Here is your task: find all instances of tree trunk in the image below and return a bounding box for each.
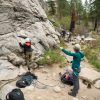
[94,18,98,31]
[69,1,77,33]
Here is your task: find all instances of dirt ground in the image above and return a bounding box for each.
[20,64,100,100]
[1,43,100,100]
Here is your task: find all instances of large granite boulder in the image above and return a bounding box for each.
[0,60,26,81]
[80,67,100,84]
[0,0,60,82]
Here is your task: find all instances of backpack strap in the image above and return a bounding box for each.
[6,93,10,100]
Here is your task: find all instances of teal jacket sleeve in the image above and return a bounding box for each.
[62,49,77,57]
[79,51,85,60]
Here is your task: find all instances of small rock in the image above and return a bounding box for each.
[42,69,49,73]
[53,86,61,93]
[29,63,38,69]
[94,80,100,89]
[36,96,42,100]
[72,97,79,100]
[39,66,44,68]
[81,96,88,100]
[25,86,34,91]
[71,42,76,45]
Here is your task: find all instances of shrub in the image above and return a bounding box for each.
[48,15,70,29]
[36,49,66,66]
[59,37,67,48]
[84,47,100,71]
[91,60,100,70]
[59,16,70,29]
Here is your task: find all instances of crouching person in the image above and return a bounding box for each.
[60,44,84,97]
[19,38,33,70]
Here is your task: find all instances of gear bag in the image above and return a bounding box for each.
[61,70,73,86]
[16,72,37,88]
[6,89,25,100]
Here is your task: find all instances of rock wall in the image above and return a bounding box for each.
[0,0,60,81]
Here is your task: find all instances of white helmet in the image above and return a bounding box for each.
[25,38,31,42]
[74,44,81,51]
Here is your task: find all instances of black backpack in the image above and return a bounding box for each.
[16,72,37,88]
[61,71,73,86]
[6,89,25,100]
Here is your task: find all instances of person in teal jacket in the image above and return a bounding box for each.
[60,44,84,97]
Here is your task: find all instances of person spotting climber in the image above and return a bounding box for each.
[19,38,33,71]
[60,44,84,97]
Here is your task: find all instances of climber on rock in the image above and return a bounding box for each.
[60,44,84,97]
[19,37,33,71]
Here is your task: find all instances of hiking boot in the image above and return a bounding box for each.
[68,92,76,97]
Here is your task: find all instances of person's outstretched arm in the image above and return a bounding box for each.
[60,47,77,57]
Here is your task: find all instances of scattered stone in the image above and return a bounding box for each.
[42,69,49,74]
[72,97,79,100]
[25,86,35,91]
[94,80,100,89]
[71,42,76,45]
[39,66,45,68]
[53,86,61,93]
[30,63,38,69]
[81,96,88,100]
[36,96,42,100]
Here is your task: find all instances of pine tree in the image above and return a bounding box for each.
[77,0,84,25]
[69,0,77,33]
[56,0,70,19]
[47,0,56,16]
[89,0,100,31]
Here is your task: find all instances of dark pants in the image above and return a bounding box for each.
[25,52,32,70]
[72,74,79,96]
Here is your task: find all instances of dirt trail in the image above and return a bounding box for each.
[22,64,100,100]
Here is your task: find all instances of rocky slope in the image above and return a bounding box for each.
[0,0,60,81]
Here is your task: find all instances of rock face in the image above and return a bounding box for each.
[0,0,60,81]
